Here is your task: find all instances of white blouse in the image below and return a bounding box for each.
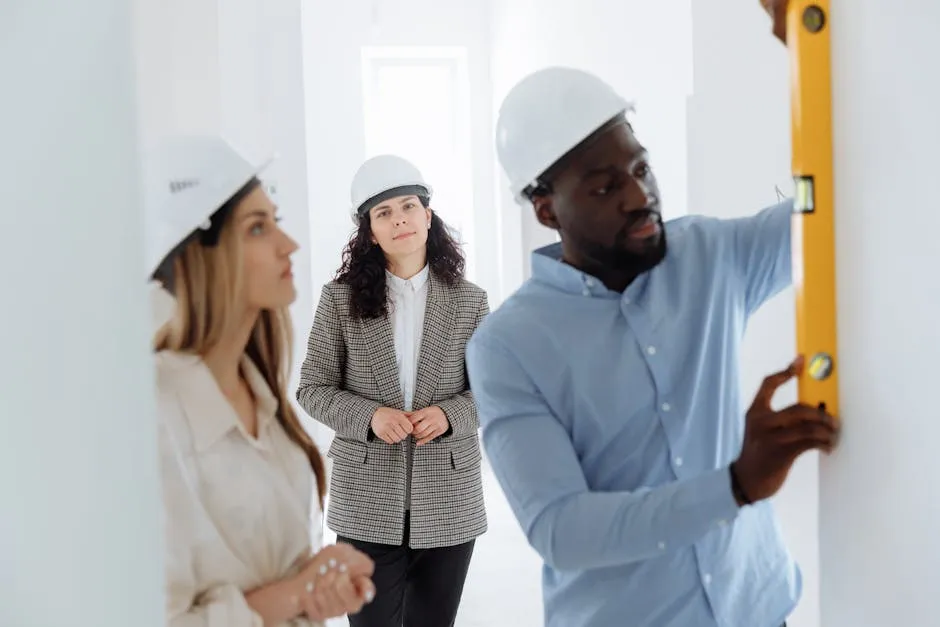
[385,264,429,413]
[385,265,429,509]
[155,350,324,627]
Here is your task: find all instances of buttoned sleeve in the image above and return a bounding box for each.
[436,291,489,437]
[722,199,794,315]
[466,332,741,572]
[296,283,382,442]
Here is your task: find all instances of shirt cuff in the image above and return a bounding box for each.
[684,466,741,526]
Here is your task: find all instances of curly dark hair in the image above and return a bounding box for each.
[335,212,466,319]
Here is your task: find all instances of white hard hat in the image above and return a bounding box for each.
[495,66,632,202]
[349,154,433,224]
[142,134,272,279]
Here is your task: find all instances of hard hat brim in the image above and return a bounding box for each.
[350,182,433,224]
[510,103,633,203]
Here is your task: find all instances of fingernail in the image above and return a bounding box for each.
[328,558,337,569]
[319,564,328,575]
[365,590,375,603]
[339,563,348,573]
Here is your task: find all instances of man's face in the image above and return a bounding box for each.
[533,121,666,275]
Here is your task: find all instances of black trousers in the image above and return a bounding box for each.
[336,514,475,627]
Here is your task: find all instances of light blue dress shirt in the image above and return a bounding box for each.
[466,202,799,627]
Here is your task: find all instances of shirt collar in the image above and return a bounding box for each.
[530,243,651,301]
[386,264,430,295]
[240,356,279,420]
[161,351,280,451]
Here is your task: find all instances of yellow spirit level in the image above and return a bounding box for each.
[788,1,839,417]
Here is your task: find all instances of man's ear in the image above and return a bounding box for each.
[533,196,561,230]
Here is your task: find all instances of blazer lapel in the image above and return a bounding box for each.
[360,314,405,409]
[413,272,455,409]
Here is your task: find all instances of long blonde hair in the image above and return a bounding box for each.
[153,179,326,505]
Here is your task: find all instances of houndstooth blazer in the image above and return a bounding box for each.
[296,271,489,549]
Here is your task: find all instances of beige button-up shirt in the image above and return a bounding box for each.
[155,350,323,627]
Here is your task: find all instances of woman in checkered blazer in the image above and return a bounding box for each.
[296,155,489,627]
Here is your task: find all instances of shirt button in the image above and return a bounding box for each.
[582,289,591,296]
[585,278,594,287]
[675,457,684,467]
[623,297,631,304]
[647,346,657,355]
[704,574,712,585]
[661,402,671,412]
[658,541,666,550]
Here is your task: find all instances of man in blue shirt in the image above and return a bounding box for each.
[465,62,840,627]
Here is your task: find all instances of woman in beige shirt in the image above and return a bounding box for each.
[145,135,377,627]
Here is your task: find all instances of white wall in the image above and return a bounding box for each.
[0,1,163,625]
[134,0,221,144]
[487,0,540,293]
[688,3,820,627]
[823,1,940,625]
